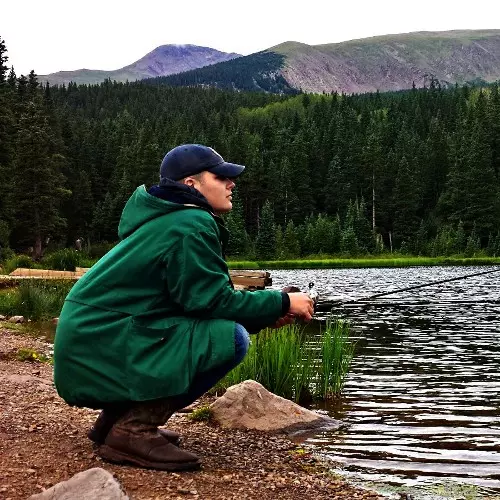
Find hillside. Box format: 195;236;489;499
158;30;500;94
39;44;241;86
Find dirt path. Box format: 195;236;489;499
0;327;385;500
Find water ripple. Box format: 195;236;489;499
269;266;500;494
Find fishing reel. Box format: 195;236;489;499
308;281;319;311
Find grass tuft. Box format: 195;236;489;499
214;318;355;402
0;280;72;320
15;347;52;364
187;405;213;421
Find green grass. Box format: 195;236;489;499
213;319;355;402
0;280;72;321
227;255;500;270
187;406;213;422
15;347;52;364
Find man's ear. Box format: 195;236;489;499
183;177;196;188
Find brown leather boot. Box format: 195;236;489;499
88;409;181;446
97;400;200;471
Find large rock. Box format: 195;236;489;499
210;380;341;435
28;467;129;500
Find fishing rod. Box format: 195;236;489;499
312;266;500;310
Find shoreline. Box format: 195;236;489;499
0;327;385;500
227;256;500;270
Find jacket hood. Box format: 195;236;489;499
118;185;201;239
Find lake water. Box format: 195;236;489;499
268;266;500;499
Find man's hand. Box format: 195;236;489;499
288;292;314;322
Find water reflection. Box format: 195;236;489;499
269;266;500;494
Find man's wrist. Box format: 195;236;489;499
280;292;290;315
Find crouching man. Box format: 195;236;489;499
53;144;314;471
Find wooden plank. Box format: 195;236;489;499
229;270;270;278
230;270;272;287
9;268;83;279
4;267;272;291
230;276;267;288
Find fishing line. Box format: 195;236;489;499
315;266;500;310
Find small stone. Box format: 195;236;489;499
8;316;24;323
28;467;129;499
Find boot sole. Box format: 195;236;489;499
98;445;201;471
89;431;181;447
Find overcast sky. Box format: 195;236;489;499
2;0;500;76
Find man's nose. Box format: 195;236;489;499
228;180;235;189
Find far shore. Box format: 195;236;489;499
227;256;500;270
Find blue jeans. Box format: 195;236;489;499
174;323;250;408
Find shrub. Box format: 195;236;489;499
42;249;81;271
2;254;37;274
0;247;15;266
86;242;116;259
8;280;72;320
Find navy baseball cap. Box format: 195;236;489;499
159;144;245;183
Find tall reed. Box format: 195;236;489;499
317;318;356;398
215;317;355;402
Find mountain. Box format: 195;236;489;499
39;45;241;86
157;30;500;94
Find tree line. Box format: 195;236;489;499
1;35;500;262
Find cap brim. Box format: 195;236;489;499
209;162;245;178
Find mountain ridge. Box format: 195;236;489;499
40;44;241;86
41;30;500;93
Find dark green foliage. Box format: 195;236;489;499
0;280;72;320
155;51;298;95
224;191;249;257
41;249;80;271
10;96;69;258
1;34;500;258
255;200;276;260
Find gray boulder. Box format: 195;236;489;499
210;380;341;435
28;467;129;500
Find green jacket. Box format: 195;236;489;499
54;185;283;407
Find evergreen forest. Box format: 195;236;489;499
1;36;500;262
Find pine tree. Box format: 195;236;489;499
225;190;249;257
392;156;420;249
438;120;499;243
0;37;14;238
255;200;276;260
282;220;301;258
11;99;69;257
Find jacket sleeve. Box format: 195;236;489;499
165;223;283;331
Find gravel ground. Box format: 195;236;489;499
0;327;385;500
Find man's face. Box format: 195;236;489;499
188;171;236;214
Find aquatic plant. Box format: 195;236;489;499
214;318;355;402
317;318;356;398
